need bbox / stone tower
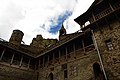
[59,24,67,40]
[59,24,66,36]
[9,30,24,45]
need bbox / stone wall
[38,50,101,80]
[94,19,120,80]
[0,64,37,80]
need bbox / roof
[36,29,91,58]
[0,39,36,58]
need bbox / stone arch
[48,73,53,80]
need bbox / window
[64,70,68,79]
[105,39,113,50]
[62,64,68,79]
[69,66,77,77]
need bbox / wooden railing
[89,1,120,24]
[95,8,112,21]
[40,44,95,68]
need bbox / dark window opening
[49,52,53,61]
[12,53,21,65]
[2,50,13,63]
[22,56,29,68]
[29,59,35,70]
[49,53,53,65]
[75,39,83,50]
[60,47,66,56]
[40,57,43,68]
[44,55,48,64]
[67,43,73,54]
[54,50,59,63]
[84,36,93,47]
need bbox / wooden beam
[10,53,15,65]
[82,39,86,55]
[0,49,5,60]
[92,12,96,21]
[19,55,23,67]
[109,3,114,11]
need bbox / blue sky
[0,0,94,44]
[49,10,72,34]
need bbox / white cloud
[0,0,94,44]
[64,0,95,34]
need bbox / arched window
[93,63,105,80]
[48,73,53,80]
[93,63,102,76]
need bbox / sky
[0,0,94,44]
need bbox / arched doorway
[93,63,105,80]
[48,73,53,80]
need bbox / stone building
[0,0,120,80]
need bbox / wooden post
[109,3,114,11]
[10,53,15,65]
[82,39,86,54]
[28,58,31,69]
[19,55,23,67]
[0,49,5,60]
[92,12,96,21]
[66,47,67,61]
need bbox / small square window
[105,39,113,50]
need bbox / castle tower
[59,24,66,36]
[9,30,24,45]
[59,24,67,40]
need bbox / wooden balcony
[90,1,120,24]
[40,44,95,68]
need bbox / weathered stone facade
[0,0,120,80]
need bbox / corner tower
[9,30,24,45]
